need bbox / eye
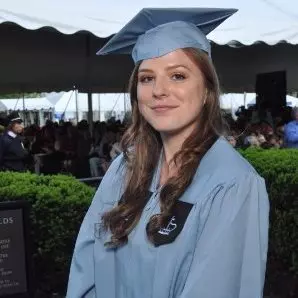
[139,76,154,83]
[172,73,186,81]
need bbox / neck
[160,124,195,168]
[158,126,194,187]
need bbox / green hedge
[240,149,298,269]
[240,148,298,297]
[0,173,95,296]
[0,148,297,296]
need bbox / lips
[151,105,178,112]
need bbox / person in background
[0,115,6,135]
[76,120,92,177]
[257,134,267,146]
[267,135,280,149]
[109,130,123,160]
[89,127,115,177]
[244,132,260,148]
[226,135,237,148]
[284,107,298,148]
[0,125,5,136]
[0,112,28,172]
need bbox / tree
[0,93,42,99]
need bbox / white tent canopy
[0,97,53,111]
[220,93,298,109]
[0,0,298,94]
[0,100,6,111]
[54,92,129,113]
[53,91,130,122]
[2,0,297,45]
[220,93,257,110]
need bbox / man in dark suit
[0,112,27,172]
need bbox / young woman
[67,8,269,298]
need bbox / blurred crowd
[224,106,298,149]
[1,105,297,177]
[33,119,124,177]
[0,117,124,177]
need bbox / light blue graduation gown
[66,137,269,298]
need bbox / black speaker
[255,71,286,115]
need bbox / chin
[148,117,197,137]
[150,122,185,135]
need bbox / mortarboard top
[97,8,237,63]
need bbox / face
[227,136,236,147]
[258,135,266,144]
[11,122,24,134]
[269,137,277,145]
[137,49,206,136]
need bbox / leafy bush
[240,148,298,296]
[0,172,95,296]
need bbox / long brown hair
[102,48,225,248]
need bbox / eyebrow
[138,64,191,73]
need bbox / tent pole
[244,92,247,108]
[124,93,126,115]
[22,93,25,126]
[85,35,93,133]
[75,89,79,124]
[99,93,101,122]
[88,91,93,133]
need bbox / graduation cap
[7,111,23,124]
[97,8,237,63]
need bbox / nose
[152,76,169,99]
